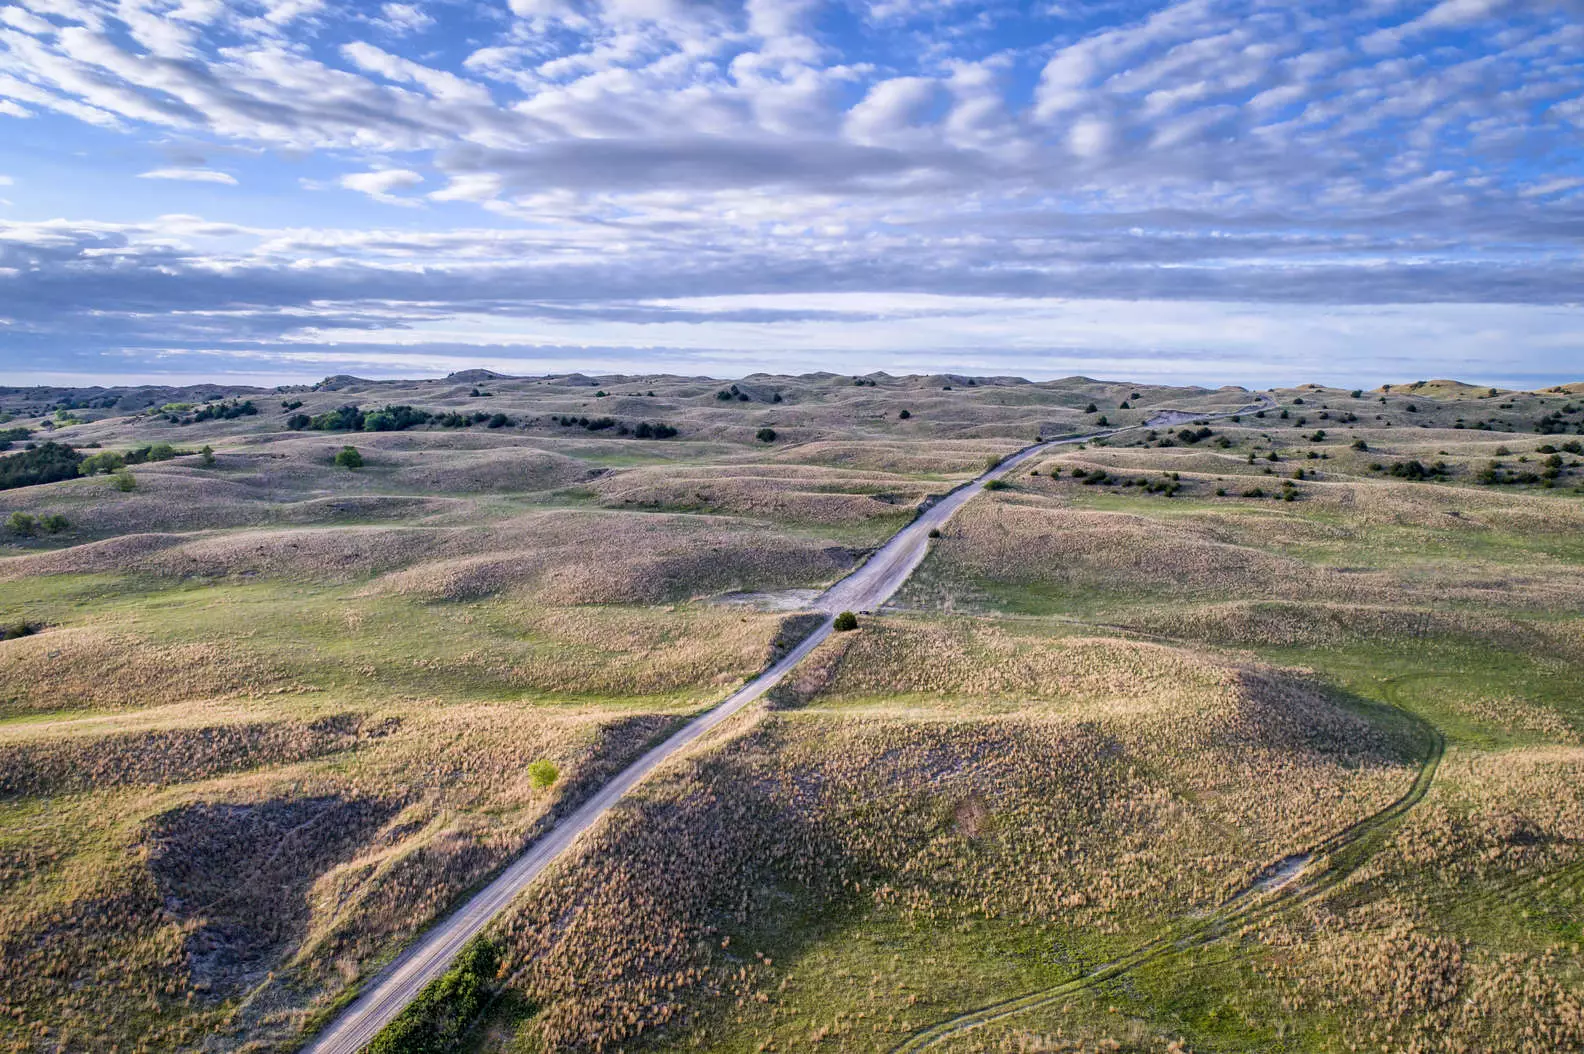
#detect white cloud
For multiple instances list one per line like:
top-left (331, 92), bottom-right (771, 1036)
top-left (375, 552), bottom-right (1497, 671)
top-left (138, 167), bottom-right (238, 184)
top-left (375, 2), bottom-right (433, 33)
top-left (340, 168), bottom-right (425, 205)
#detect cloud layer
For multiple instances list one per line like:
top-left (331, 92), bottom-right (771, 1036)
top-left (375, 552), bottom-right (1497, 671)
top-left (0, 0), bottom-right (1581, 383)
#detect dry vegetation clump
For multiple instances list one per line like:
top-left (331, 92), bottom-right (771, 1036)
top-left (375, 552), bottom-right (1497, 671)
top-left (774, 440), bottom-right (1019, 476)
top-left (1252, 747), bottom-right (1584, 1053)
top-left (902, 489), bottom-right (1584, 616)
top-left (370, 510), bottom-right (855, 604)
top-left (592, 465), bottom-right (935, 526)
top-left (383, 446), bottom-right (591, 492)
top-left (0, 706), bottom-right (677, 1052)
top-left (0, 626), bottom-right (301, 714)
top-left (1116, 601), bottom-right (1551, 652)
top-left (912, 500), bottom-right (1303, 600)
top-left (0, 531), bottom-right (189, 579)
top-left (0, 712), bottom-right (395, 797)
top-left (392, 605), bottom-right (789, 699)
top-left (486, 625), bottom-right (1413, 1052)
top-left (797, 618), bottom-right (1416, 857)
top-left (149, 793), bottom-right (408, 994)
top-left (966, 1030), bottom-right (1195, 1053)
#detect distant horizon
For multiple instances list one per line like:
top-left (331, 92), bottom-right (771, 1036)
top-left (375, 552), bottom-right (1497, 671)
top-left (2, 2), bottom-right (1581, 389)
top-left (3, 365), bottom-right (1579, 396)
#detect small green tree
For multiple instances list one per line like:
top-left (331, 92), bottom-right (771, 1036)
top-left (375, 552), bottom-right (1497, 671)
top-left (898, 409), bottom-right (911, 419)
top-left (111, 469), bottom-right (136, 492)
top-left (528, 759), bottom-right (559, 789)
top-left (334, 445), bottom-right (363, 469)
top-left (7, 511), bottom-right (37, 536)
top-left (834, 611), bottom-right (858, 632)
top-left (40, 513), bottom-right (68, 534)
top-left (200, 445), bottom-right (215, 466)
top-left (756, 427), bottom-right (777, 443)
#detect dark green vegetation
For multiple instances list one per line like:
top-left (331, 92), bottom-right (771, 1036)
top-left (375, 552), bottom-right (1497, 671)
top-left (366, 938), bottom-right (505, 1054)
top-left (2, 373), bottom-right (1582, 1054)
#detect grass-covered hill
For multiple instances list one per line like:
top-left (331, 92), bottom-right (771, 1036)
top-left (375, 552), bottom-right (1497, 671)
top-left (0, 371), bottom-right (1580, 1054)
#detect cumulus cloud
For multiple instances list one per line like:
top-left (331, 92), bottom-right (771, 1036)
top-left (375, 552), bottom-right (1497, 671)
top-left (0, 0), bottom-right (1579, 382)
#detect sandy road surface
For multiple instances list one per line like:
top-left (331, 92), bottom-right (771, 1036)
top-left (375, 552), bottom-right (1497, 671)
top-left (302, 397), bottom-right (1270, 1053)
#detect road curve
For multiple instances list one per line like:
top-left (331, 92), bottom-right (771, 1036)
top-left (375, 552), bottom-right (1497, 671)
top-left (301, 398), bottom-right (1270, 1053)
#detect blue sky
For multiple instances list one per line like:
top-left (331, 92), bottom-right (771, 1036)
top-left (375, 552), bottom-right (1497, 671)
top-left (0, 0), bottom-right (1581, 387)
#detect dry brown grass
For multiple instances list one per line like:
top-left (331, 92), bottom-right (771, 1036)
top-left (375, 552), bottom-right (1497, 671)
top-left (0, 704), bottom-right (677, 1052)
top-left (482, 622), bottom-right (1413, 1052)
top-left (0, 626), bottom-right (304, 714)
top-left (1251, 745), bottom-right (1584, 1054)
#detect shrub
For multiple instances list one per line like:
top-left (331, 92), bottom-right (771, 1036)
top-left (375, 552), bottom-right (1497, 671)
top-left (1095, 415), bottom-right (1109, 426)
top-left (78, 450), bottom-right (127, 476)
top-left (0, 442), bottom-right (84, 490)
top-left (111, 469), bottom-right (136, 492)
top-left (0, 426), bottom-right (32, 452)
top-left (984, 478), bottom-right (1009, 491)
top-left (189, 399), bottom-right (257, 423)
top-left (40, 513), bottom-right (68, 534)
top-left (755, 428), bottom-right (777, 443)
top-left (287, 413), bottom-right (311, 430)
top-left (833, 611), bottom-right (858, 632)
top-left (528, 759), bottom-right (560, 790)
top-left (1084, 403), bottom-right (1097, 413)
top-left (0, 620), bottom-right (38, 640)
top-left (488, 413), bottom-right (513, 428)
top-left (200, 445), bottom-right (215, 466)
top-left (311, 405), bottom-right (365, 431)
top-left (364, 938), bottom-right (502, 1054)
top-left (898, 409), bottom-right (911, 420)
top-left (334, 445), bottom-right (363, 469)
top-left (633, 422), bottom-right (678, 439)
top-left (1351, 439), bottom-right (1368, 451)
top-left (927, 528), bottom-right (942, 539)
top-left (364, 405), bottom-right (432, 431)
top-left (7, 511), bottom-right (37, 536)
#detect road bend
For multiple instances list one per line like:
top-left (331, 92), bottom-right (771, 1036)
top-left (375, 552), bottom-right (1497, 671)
top-left (301, 397), bottom-right (1270, 1053)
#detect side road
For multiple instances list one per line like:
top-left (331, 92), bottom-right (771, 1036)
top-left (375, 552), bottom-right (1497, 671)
top-left (302, 396), bottom-right (1271, 1053)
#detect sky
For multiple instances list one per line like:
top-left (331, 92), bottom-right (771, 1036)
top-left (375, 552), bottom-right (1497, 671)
top-left (0, 0), bottom-right (1581, 389)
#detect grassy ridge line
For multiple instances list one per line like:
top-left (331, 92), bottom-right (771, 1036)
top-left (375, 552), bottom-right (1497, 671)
top-left (891, 675), bottom-right (1446, 1052)
top-left (310, 397), bottom-right (1276, 1054)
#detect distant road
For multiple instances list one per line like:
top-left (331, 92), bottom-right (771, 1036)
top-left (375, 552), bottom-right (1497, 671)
top-left (301, 397), bottom-right (1271, 1054)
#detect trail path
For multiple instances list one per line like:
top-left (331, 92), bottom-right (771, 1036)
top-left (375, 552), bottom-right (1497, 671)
top-left (302, 396), bottom-right (1270, 1054)
top-left (891, 651), bottom-right (1445, 1051)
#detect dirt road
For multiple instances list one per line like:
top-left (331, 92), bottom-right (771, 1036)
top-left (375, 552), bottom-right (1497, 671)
top-left (302, 397), bottom-right (1270, 1053)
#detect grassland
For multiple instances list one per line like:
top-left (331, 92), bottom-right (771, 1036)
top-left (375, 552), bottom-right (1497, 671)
top-left (2, 372), bottom-right (1582, 1053)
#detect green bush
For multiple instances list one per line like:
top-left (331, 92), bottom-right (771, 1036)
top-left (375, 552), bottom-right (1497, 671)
top-left (756, 427), bottom-right (777, 443)
top-left (7, 511), bottom-right (37, 536)
top-left (0, 442), bottom-right (83, 490)
top-left (528, 759), bottom-right (560, 789)
top-left (111, 470), bottom-right (136, 492)
top-left (927, 528), bottom-right (942, 539)
top-left (834, 611), bottom-right (858, 632)
top-left (983, 478), bottom-right (1009, 491)
top-left (40, 514), bottom-right (68, 534)
top-left (200, 445), bottom-right (215, 466)
top-left (334, 446), bottom-right (363, 469)
top-left (364, 937), bottom-right (502, 1054)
